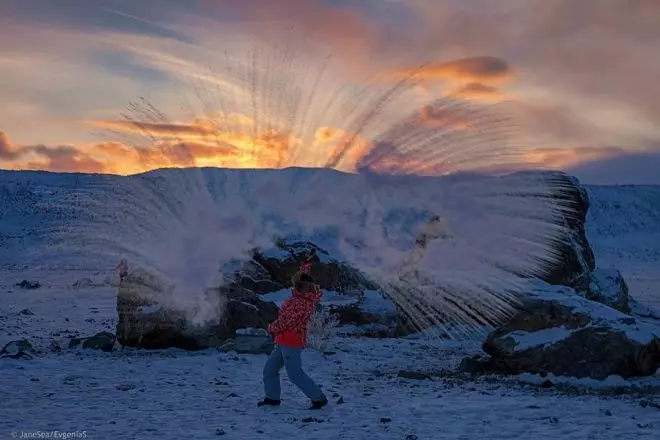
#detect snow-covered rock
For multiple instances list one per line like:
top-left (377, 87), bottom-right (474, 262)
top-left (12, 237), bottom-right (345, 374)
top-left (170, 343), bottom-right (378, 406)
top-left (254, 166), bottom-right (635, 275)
top-left (0, 339), bottom-right (35, 359)
top-left (248, 240), bottom-right (378, 293)
top-left (478, 283), bottom-right (660, 379)
top-left (574, 267), bottom-right (630, 312)
top-left (116, 269), bottom-right (278, 350)
top-left (68, 331), bottom-right (117, 352)
top-left (533, 172), bottom-right (595, 287)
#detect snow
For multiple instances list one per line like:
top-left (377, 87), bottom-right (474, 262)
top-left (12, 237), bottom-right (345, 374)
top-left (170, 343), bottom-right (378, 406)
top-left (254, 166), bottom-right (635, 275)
top-left (1, 171), bottom-right (660, 439)
top-left (528, 282), bottom-right (660, 345)
top-left (360, 290), bottom-right (398, 315)
top-left (509, 327), bottom-right (577, 351)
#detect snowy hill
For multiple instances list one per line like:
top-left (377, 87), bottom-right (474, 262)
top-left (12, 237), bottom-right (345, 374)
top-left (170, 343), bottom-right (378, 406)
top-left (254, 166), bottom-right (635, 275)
top-left (584, 185), bottom-right (660, 310)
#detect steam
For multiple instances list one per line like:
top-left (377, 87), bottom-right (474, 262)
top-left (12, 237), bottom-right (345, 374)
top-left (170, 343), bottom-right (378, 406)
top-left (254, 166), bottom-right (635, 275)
top-left (34, 27), bottom-right (579, 338)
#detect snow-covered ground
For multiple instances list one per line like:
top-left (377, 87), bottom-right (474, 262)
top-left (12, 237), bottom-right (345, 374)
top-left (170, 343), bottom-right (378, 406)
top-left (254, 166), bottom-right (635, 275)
top-left (1, 174), bottom-right (660, 439)
top-left (1, 277), bottom-right (659, 440)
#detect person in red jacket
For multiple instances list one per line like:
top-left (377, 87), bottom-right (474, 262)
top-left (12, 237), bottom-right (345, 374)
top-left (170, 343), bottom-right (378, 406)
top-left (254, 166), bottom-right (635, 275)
top-left (258, 257), bottom-right (328, 410)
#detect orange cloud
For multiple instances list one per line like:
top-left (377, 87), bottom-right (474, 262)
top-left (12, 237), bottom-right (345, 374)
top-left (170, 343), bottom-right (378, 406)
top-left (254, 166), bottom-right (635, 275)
top-left (416, 104), bottom-right (474, 129)
top-left (516, 146), bottom-right (628, 170)
top-left (0, 130), bottom-right (273, 175)
top-left (449, 82), bottom-right (505, 102)
top-left (93, 115), bottom-right (293, 169)
top-left (407, 56), bottom-right (514, 84)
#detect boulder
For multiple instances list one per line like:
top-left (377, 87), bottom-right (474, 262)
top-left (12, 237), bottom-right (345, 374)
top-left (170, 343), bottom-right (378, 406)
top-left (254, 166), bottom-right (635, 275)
top-left (328, 291), bottom-right (399, 338)
top-left (68, 331), bottom-right (117, 352)
top-left (250, 240), bottom-right (378, 293)
top-left (16, 280), bottom-right (40, 290)
top-left (478, 283), bottom-right (660, 379)
top-left (533, 172), bottom-right (595, 287)
top-left (574, 267), bottom-right (630, 313)
top-left (1, 339), bottom-right (35, 359)
top-left (223, 259), bottom-right (285, 295)
top-left (116, 269), bottom-right (278, 350)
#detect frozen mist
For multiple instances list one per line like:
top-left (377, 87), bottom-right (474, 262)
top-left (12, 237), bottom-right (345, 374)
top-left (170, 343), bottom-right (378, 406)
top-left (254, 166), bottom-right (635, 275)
top-left (20, 28), bottom-right (586, 336)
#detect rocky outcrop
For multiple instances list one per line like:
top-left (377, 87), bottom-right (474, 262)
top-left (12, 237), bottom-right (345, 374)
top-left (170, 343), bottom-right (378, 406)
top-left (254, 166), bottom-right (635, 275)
top-left (68, 331), bottom-right (117, 352)
top-left (574, 267), bottom-right (630, 313)
top-left (15, 280), bottom-right (40, 290)
top-left (534, 172), bottom-right (596, 287)
top-left (231, 241), bottom-right (378, 294)
top-left (467, 283), bottom-right (660, 379)
top-left (328, 291), bottom-right (400, 338)
top-left (1, 339), bottom-right (35, 359)
top-left (116, 269), bottom-right (278, 350)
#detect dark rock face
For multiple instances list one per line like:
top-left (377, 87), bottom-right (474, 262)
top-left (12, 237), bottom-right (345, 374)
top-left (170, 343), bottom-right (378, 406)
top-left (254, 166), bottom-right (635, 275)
top-left (574, 267), bottom-right (630, 313)
top-left (69, 331), bottom-right (117, 352)
top-left (534, 172), bottom-right (596, 287)
top-left (16, 280), bottom-right (40, 289)
top-left (474, 285), bottom-right (660, 379)
top-left (115, 270), bottom-right (278, 350)
top-left (0, 339), bottom-right (35, 359)
top-left (250, 241), bottom-right (378, 293)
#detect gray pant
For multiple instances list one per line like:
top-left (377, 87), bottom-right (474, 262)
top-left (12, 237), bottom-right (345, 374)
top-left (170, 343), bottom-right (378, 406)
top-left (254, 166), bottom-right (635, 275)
top-left (263, 345), bottom-right (325, 401)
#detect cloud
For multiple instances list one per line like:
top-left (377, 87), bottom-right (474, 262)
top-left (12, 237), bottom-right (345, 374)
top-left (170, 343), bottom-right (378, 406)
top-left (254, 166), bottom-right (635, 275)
top-left (406, 56), bottom-right (514, 84)
top-left (2, 0), bottom-right (660, 184)
top-left (193, 0), bottom-right (379, 54)
top-left (0, 130), bottom-right (265, 175)
top-left (450, 82), bottom-right (505, 102)
top-left (516, 146), bottom-right (627, 170)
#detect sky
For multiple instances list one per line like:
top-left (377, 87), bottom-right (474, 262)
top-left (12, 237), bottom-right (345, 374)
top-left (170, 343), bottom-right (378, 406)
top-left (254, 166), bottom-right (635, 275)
top-left (1, 0), bottom-right (659, 184)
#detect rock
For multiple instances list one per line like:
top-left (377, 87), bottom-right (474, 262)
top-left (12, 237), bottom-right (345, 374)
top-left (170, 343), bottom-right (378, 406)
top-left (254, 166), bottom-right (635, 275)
top-left (574, 267), bottom-right (630, 313)
top-left (1, 339), bottom-right (35, 359)
top-left (482, 283), bottom-right (660, 379)
top-left (629, 299), bottom-right (660, 320)
top-left (17, 308), bottom-right (34, 315)
top-left (16, 280), bottom-right (40, 289)
top-left (219, 328), bottom-right (274, 354)
top-left (250, 240), bottom-right (378, 293)
top-left (458, 355), bottom-right (490, 375)
top-left (328, 291), bottom-right (399, 338)
top-left (397, 370), bottom-right (431, 380)
top-left (532, 172), bottom-right (595, 287)
top-left (68, 331), bottom-right (117, 352)
top-left (116, 269), bottom-right (278, 350)
top-left (223, 259), bottom-right (285, 295)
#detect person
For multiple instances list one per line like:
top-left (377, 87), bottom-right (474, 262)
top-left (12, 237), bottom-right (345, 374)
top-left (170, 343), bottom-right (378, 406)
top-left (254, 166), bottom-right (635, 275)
top-left (258, 260), bottom-right (328, 410)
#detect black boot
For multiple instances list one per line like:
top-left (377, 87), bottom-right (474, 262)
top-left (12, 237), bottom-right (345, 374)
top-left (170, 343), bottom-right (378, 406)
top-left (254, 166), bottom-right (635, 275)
top-left (310, 397), bottom-right (328, 410)
top-left (257, 398), bottom-right (281, 407)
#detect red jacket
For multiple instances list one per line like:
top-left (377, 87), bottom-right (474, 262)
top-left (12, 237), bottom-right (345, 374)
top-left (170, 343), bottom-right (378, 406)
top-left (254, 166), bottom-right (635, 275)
top-left (268, 288), bottom-right (323, 348)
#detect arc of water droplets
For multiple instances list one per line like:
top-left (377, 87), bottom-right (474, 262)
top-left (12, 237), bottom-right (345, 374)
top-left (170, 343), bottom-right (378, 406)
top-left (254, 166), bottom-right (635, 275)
top-left (45, 27), bottom-right (582, 340)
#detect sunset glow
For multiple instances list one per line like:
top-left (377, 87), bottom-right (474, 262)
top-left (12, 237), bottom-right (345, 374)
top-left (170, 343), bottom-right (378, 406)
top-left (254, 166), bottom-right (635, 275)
top-left (1, 0), bottom-right (659, 183)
